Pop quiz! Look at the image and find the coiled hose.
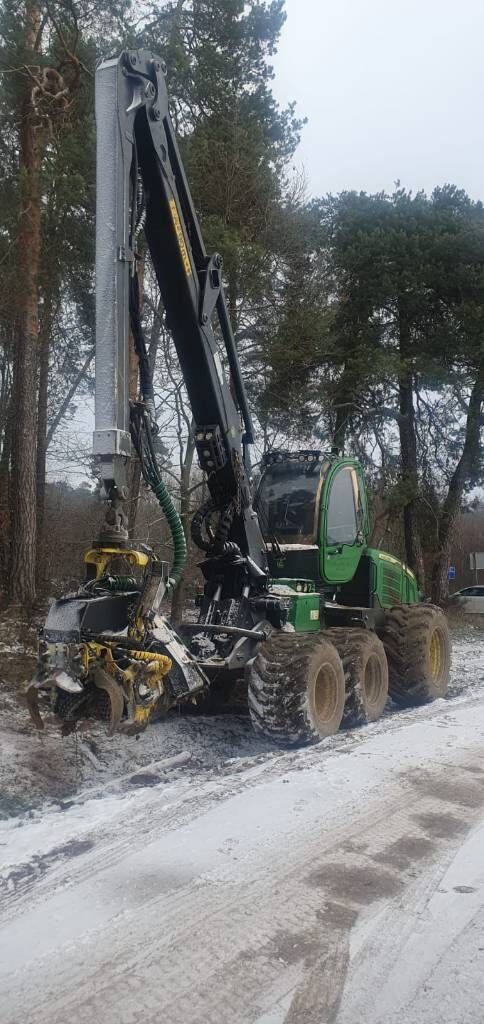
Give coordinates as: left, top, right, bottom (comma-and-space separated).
153, 478, 187, 589
191, 496, 241, 558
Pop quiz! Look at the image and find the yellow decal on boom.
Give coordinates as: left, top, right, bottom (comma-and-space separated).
169, 198, 192, 276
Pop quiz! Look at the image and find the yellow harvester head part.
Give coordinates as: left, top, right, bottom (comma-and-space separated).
84, 546, 151, 579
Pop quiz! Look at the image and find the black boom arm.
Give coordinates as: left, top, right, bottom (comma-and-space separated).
94, 50, 267, 584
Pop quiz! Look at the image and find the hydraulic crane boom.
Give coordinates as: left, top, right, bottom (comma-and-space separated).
94, 50, 267, 585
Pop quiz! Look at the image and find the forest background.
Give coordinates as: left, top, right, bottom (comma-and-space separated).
0, 0, 483, 616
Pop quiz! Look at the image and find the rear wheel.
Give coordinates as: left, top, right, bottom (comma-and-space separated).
327, 628, 389, 725
381, 603, 450, 706
247, 632, 345, 746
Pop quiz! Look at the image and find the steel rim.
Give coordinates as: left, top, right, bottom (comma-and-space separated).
364, 653, 382, 706
314, 663, 339, 723
429, 629, 443, 680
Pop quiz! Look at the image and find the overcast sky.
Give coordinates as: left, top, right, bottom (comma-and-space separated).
272, 0, 483, 200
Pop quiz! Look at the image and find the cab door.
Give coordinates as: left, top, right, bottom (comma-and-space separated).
321, 464, 365, 584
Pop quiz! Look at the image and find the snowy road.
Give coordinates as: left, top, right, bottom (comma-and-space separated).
1, 634, 484, 1024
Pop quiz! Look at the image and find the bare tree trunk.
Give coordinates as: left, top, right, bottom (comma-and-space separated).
0, 333, 12, 444
333, 402, 349, 452
227, 263, 238, 337
0, 395, 13, 581
397, 306, 425, 587
331, 357, 359, 452
398, 371, 424, 584
35, 294, 57, 578
431, 369, 484, 605
0, 328, 13, 576
45, 350, 94, 449
8, 1, 42, 604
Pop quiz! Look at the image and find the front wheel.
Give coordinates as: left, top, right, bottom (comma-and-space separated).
381, 604, 450, 706
247, 632, 346, 746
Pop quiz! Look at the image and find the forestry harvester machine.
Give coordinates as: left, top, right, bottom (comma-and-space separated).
27, 51, 451, 743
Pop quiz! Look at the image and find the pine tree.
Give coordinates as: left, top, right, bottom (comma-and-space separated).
262, 186, 484, 590
0, 0, 132, 600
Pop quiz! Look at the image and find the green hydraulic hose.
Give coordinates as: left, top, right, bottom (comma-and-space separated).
130, 405, 186, 591
153, 479, 187, 590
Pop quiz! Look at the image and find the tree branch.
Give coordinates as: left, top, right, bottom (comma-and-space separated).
46, 348, 94, 448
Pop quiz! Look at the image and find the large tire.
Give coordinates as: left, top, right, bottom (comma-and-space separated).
381, 603, 450, 706
247, 632, 345, 746
327, 628, 389, 725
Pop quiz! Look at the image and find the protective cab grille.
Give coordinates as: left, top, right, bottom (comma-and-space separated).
381, 564, 402, 605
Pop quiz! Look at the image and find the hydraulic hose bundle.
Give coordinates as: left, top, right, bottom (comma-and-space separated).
153, 476, 187, 586
130, 405, 187, 591
129, 165, 186, 591
129, 271, 155, 422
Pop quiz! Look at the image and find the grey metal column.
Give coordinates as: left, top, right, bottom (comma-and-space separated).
93, 56, 133, 495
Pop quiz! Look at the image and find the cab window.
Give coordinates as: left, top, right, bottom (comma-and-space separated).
256, 461, 322, 544
326, 467, 358, 545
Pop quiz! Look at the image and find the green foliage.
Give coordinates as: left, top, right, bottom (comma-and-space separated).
142, 0, 303, 159
139, 0, 316, 449
262, 186, 484, 445
1, 1, 481, 598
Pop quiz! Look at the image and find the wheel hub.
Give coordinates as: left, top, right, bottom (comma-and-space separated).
314, 664, 340, 724
363, 653, 381, 706
429, 629, 443, 679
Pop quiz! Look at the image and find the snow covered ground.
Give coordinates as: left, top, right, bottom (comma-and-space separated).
1, 628, 484, 1023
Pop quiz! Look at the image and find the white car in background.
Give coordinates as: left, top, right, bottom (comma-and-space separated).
450, 585, 484, 613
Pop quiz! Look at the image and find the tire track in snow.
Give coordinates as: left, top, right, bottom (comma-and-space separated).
3, 705, 484, 1023
2, 674, 482, 917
